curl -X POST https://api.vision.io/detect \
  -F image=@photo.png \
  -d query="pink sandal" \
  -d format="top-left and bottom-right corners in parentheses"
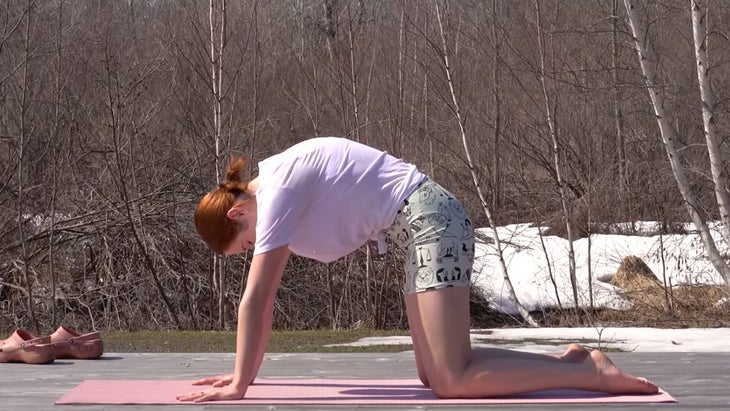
top-left (49, 326), bottom-right (104, 359)
top-left (0, 329), bottom-right (56, 364)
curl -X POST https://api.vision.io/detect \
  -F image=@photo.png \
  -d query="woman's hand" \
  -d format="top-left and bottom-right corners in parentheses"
top-left (176, 384), bottom-right (247, 402)
top-left (178, 246), bottom-right (290, 404)
top-left (191, 373), bottom-right (234, 387)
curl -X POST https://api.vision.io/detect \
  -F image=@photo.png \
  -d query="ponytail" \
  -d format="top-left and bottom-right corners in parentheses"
top-left (219, 156), bottom-right (248, 193)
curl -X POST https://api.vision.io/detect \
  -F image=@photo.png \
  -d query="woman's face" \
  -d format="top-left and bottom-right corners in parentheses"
top-left (223, 201), bottom-right (257, 255)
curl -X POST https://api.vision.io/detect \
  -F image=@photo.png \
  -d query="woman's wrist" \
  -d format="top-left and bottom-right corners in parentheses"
top-left (231, 377), bottom-right (250, 390)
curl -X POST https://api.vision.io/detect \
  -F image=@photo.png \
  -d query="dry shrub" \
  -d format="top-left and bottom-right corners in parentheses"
top-left (609, 256), bottom-right (669, 314)
top-left (671, 284), bottom-right (730, 314)
top-left (592, 255), bottom-right (730, 326)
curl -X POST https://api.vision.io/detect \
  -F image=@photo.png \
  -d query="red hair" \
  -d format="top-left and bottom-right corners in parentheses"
top-left (194, 157), bottom-right (251, 254)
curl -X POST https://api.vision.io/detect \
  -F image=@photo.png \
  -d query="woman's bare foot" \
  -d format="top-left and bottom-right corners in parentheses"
top-left (590, 350), bottom-right (658, 394)
top-left (556, 344), bottom-right (591, 363)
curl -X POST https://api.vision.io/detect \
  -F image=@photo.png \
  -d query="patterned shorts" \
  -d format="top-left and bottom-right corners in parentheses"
top-left (385, 178), bottom-right (475, 294)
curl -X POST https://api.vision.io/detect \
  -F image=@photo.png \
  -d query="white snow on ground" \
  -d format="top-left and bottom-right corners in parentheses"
top-left (471, 222), bottom-right (727, 315)
top-left (327, 328), bottom-right (730, 353)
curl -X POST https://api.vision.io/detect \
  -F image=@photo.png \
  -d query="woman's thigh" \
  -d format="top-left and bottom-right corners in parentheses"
top-left (404, 287), bottom-right (472, 380)
top-left (387, 179), bottom-right (476, 380)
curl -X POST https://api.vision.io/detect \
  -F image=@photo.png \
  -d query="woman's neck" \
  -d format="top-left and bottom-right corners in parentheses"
top-left (246, 177), bottom-right (260, 196)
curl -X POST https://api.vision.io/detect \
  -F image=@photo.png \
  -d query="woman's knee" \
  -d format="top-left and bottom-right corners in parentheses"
top-left (418, 373), bottom-right (430, 388)
top-left (428, 372), bottom-right (467, 398)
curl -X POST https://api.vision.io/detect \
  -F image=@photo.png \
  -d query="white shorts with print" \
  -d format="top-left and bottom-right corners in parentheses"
top-left (385, 178), bottom-right (475, 294)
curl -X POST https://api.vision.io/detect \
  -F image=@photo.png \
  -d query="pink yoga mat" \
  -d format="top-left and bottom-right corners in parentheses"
top-left (56, 379), bottom-right (676, 405)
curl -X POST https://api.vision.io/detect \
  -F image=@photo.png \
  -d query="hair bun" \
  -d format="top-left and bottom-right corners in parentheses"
top-left (225, 157), bottom-right (246, 183)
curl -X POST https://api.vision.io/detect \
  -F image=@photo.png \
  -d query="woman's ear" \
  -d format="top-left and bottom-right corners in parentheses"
top-left (226, 205), bottom-right (246, 221)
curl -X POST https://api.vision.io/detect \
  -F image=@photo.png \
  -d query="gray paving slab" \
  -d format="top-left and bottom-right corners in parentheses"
top-left (0, 351), bottom-right (726, 410)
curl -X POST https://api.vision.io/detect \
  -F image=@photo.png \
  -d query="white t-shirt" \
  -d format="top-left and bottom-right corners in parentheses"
top-left (253, 137), bottom-right (425, 262)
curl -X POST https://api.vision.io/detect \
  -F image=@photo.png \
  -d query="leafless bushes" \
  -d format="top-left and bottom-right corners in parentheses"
top-left (1, 0), bottom-right (729, 332)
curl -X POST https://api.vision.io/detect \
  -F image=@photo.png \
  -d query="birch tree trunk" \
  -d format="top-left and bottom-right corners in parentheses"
top-left (534, 0), bottom-right (579, 314)
top-left (691, 0), bottom-right (730, 246)
top-left (49, 0), bottom-right (64, 328)
top-left (396, 1), bottom-right (405, 157)
top-left (250, 0), bottom-right (259, 175)
top-left (323, 0), bottom-right (337, 63)
top-left (345, 2), bottom-right (374, 327)
top-left (239, 0), bottom-right (260, 314)
top-left (623, 0), bottom-right (730, 288)
top-left (209, 0), bottom-right (227, 329)
top-left (611, 0), bottom-right (627, 196)
top-left (490, 0), bottom-right (502, 211)
top-left (434, 0), bottom-right (538, 326)
top-left (17, 0), bottom-right (38, 332)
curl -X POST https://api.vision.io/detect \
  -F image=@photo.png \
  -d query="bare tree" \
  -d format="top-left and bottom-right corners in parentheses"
top-left (489, 0), bottom-right (503, 211)
top-left (434, 0), bottom-right (537, 326)
top-left (2, 0), bottom-right (728, 332)
top-left (623, 0), bottom-right (730, 289)
top-left (611, 0), bottom-right (628, 196)
top-left (691, 0), bottom-right (730, 246)
top-left (209, 0), bottom-right (228, 330)
top-left (209, 0), bottom-right (226, 181)
top-left (15, 0), bottom-right (38, 332)
top-left (533, 0), bottom-right (579, 315)
top-left (323, 0), bottom-right (338, 62)
top-left (102, 50), bottom-right (183, 329)
top-left (343, 0), bottom-right (374, 326)
top-left (48, 0), bottom-right (65, 327)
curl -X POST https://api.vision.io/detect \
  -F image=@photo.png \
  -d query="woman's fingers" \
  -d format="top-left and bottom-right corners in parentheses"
top-left (192, 377), bottom-right (218, 385)
top-left (212, 378), bottom-right (231, 387)
top-left (176, 390), bottom-right (223, 402)
top-left (176, 390), bottom-right (208, 401)
top-left (194, 391), bottom-right (219, 402)
top-left (192, 374), bottom-right (233, 386)
top-left (177, 385), bottom-right (247, 402)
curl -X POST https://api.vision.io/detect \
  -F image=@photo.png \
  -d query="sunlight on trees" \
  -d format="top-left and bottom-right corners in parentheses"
top-left (0, 0), bottom-right (728, 332)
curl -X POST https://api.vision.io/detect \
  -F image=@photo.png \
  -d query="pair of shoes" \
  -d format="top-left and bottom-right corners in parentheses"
top-left (49, 325), bottom-right (104, 359)
top-left (0, 326), bottom-right (104, 363)
top-left (0, 329), bottom-right (56, 364)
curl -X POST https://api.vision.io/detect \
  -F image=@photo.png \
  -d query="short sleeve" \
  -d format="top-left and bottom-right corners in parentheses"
top-left (253, 186), bottom-right (306, 255)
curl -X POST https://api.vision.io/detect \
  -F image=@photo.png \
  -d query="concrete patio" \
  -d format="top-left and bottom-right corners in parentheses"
top-left (1, 351), bottom-right (726, 410)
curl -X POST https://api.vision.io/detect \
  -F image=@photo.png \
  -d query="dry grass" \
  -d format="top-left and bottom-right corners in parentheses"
top-left (608, 256), bottom-right (730, 324)
top-left (609, 255), bottom-right (671, 314)
top-left (102, 329), bottom-right (413, 353)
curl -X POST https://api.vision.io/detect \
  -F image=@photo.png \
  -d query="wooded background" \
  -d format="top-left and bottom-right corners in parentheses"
top-left (1, 0), bottom-right (729, 332)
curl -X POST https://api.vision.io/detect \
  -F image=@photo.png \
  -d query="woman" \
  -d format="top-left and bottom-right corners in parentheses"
top-left (178, 137), bottom-right (658, 402)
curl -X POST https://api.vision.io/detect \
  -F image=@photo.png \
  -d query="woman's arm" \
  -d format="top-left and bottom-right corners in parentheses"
top-left (177, 244), bottom-right (291, 402)
top-left (232, 244), bottom-right (291, 389)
